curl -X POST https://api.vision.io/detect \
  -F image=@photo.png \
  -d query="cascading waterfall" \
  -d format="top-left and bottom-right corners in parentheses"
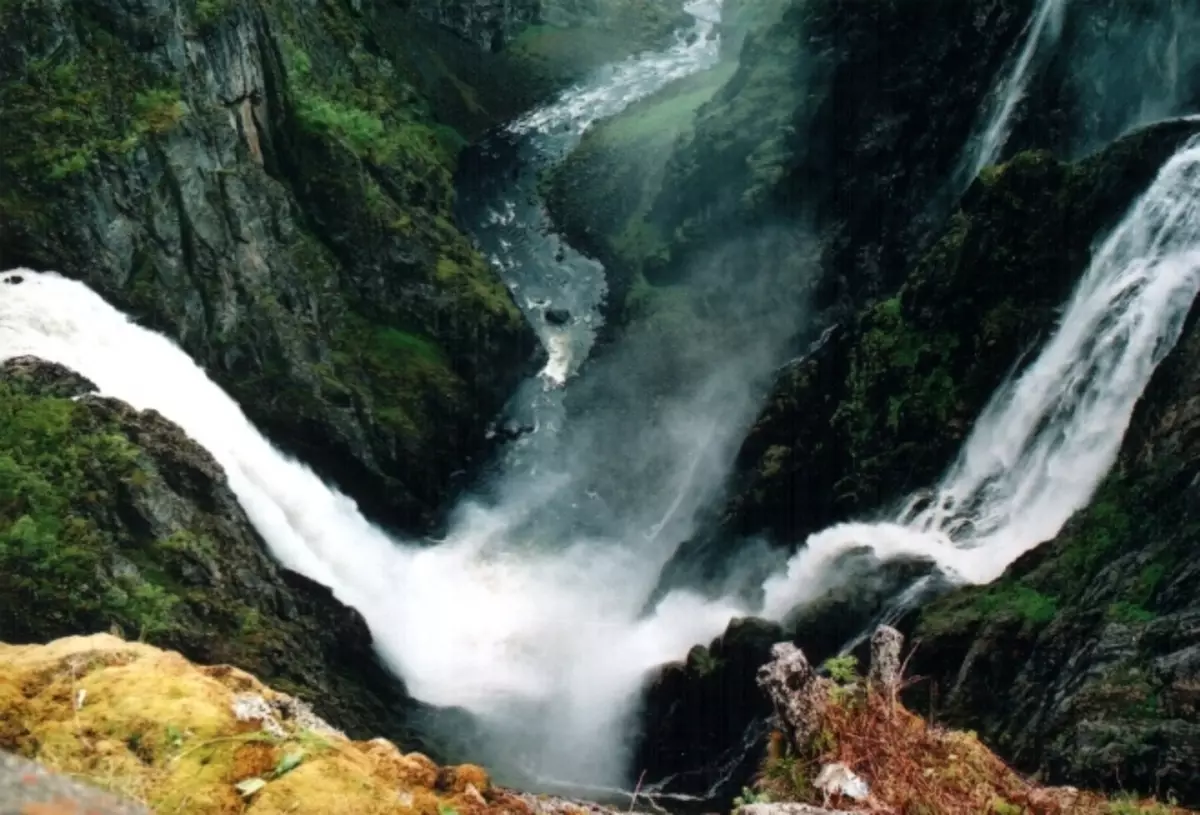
top-left (3, 134), bottom-right (1198, 791)
top-left (760, 135), bottom-right (1200, 616)
top-left (3, 0), bottom-right (1199, 791)
top-left (963, 0), bottom-right (1068, 184)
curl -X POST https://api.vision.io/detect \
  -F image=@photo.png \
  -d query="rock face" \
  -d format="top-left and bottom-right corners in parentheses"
top-left (646, 0), bottom-right (1035, 307)
top-left (724, 119), bottom-right (1200, 545)
top-left (1010, 0), bottom-right (1200, 158)
top-left (906, 294), bottom-right (1200, 801)
top-left (635, 118), bottom-right (1200, 804)
top-left (412, 0), bottom-right (539, 51)
top-left (0, 751), bottom-right (150, 815)
top-left (0, 0), bottom-right (543, 531)
top-left (0, 357), bottom-right (419, 747)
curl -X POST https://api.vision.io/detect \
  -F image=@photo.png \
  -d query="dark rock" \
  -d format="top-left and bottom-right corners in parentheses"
top-left (544, 307), bottom-right (571, 325)
top-left (905, 281), bottom-right (1200, 805)
top-left (0, 0), bottom-right (543, 535)
top-left (635, 546), bottom-right (940, 798)
top-left (0, 358), bottom-right (422, 747)
top-left (1, 356), bottom-right (98, 399)
top-left (1, 274), bottom-right (21, 285)
top-left (724, 118), bottom-right (1200, 545)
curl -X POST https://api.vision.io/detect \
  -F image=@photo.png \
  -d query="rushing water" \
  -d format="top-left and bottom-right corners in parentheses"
top-left (962, 0), bottom-right (1068, 185)
top-left (760, 135), bottom-right (1200, 617)
top-left (4, 0), bottom-right (1200, 799)
top-left (4, 135), bottom-right (1198, 791)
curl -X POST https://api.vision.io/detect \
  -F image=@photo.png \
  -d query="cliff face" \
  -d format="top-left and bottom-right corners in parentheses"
top-left (411, 0), bottom-right (539, 51)
top-left (908, 307), bottom-right (1200, 800)
top-left (723, 121), bottom-right (1200, 542)
top-left (0, 0), bottom-right (543, 531)
top-left (633, 119), bottom-right (1200, 802)
top-left (0, 357), bottom-right (418, 746)
top-left (645, 0), bottom-right (1034, 308)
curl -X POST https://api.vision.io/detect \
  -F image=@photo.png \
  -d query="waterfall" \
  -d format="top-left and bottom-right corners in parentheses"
top-left (3, 134), bottom-right (1197, 791)
top-left (761, 135), bottom-right (1200, 615)
top-left (963, 0), bottom-right (1068, 184)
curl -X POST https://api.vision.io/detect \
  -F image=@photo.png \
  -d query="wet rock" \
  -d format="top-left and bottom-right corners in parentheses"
top-left (907, 288), bottom-right (1200, 805)
top-left (737, 806), bottom-right (859, 815)
top-left (1, 274), bottom-right (21, 285)
top-left (1, 356), bottom-right (97, 399)
top-left (0, 0), bottom-right (541, 533)
top-left (726, 118), bottom-right (1200, 544)
top-left (544, 307), bottom-right (571, 325)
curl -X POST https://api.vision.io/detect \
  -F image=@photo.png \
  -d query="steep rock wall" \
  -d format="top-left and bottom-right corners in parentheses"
top-left (0, 0), bottom-right (540, 530)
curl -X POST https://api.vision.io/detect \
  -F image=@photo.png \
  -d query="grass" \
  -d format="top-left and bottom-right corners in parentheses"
top-left (0, 382), bottom-right (183, 640)
top-left (751, 648), bottom-right (1191, 815)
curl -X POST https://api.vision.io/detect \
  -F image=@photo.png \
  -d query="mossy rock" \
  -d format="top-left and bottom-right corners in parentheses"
top-left (0, 358), bottom-right (418, 745)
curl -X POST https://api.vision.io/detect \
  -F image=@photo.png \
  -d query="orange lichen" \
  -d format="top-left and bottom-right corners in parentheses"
top-left (0, 634), bottom-right (541, 815)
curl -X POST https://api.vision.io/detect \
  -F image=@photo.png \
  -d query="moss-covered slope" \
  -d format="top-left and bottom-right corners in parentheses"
top-left (0, 633), bottom-right (602, 815)
top-left (907, 287), bottom-right (1200, 801)
top-left (0, 357), bottom-right (417, 746)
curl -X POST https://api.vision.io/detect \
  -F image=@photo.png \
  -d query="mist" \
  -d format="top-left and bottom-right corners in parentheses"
top-left (402, 223), bottom-right (812, 788)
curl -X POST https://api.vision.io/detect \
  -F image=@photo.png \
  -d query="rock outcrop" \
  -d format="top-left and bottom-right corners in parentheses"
top-left (413, 0), bottom-right (539, 52)
top-left (725, 118), bottom-right (1200, 544)
top-left (0, 633), bottom-right (643, 815)
top-left (0, 357), bottom-right (420, 748)
top-left (906, 281), bottom-right (1200, 801)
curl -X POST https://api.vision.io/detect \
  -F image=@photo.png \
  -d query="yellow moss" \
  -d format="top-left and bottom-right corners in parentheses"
top-left (0, 634), bottom-right (538, 815)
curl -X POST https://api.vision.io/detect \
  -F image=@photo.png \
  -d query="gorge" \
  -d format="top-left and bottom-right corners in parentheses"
top-left (2, 0), bottom-right (1200, 811)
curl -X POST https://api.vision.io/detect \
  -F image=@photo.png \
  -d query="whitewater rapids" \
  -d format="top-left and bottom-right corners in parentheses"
top-left (4, 133), bottom-right (1199, 788)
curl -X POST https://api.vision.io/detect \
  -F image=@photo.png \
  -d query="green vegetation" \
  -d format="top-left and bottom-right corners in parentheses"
top-left (195, 0), bottom-right (234, 26)
top-left (0, 14), bottom-right (186, 210)
top-left (0, 382), bottom-right (181, 639)
top-left (835, 295), bottom-right (960, 451)
top-left (920, 582), bottom-right (1058, 638)
top-left (329, 313), bottom-right (463, 447)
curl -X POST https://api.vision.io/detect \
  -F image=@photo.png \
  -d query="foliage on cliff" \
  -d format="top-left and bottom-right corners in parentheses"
top-left (744, 640), bottom-right (1191, 815)
top-left (726, 119), bottom-right (1200, 541)
top-left (0, 357), bottom-right (417, 746)
top-left (907, 279), bottom-right (1200, 801)
top-left (0, 0), bottom-right (553, 530)
top-left (0, 633), bottom-right (566, 815)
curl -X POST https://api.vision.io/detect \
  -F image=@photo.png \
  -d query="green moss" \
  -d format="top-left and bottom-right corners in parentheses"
top-left (1105, 601), bottom-right (1156, 624)
top-left (329, 313), bottom-right (463, 446)
top-left (0, 20), bottom-right (186, 200)
top-left (920, 582), bottom-right (1057, 638)
top-left (833, 295), bottom-right (961, 465)
top-left (194, 0), bottom-right (235, 26)
top-left (0, 383), bottom-right (181, 639)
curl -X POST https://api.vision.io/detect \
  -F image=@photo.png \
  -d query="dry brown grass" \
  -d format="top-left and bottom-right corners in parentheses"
top-left (754, 675), bottom-right (1192, 815)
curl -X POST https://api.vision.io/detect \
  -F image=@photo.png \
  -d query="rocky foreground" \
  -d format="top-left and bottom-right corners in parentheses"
top-left (0, 628), bottom-right (1188, 815)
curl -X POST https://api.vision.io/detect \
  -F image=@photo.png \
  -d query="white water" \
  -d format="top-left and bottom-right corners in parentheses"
top-left (4, 0), bottom-right (1199, 791)
top-left (4, 135), bottom-right (1198, 786)
top-left (966, 0), bottom-right (1068, 182)
top-left (761, 135), bottom-right (1200, 615)
top-left (508, 0), bottom-right (722, 141)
